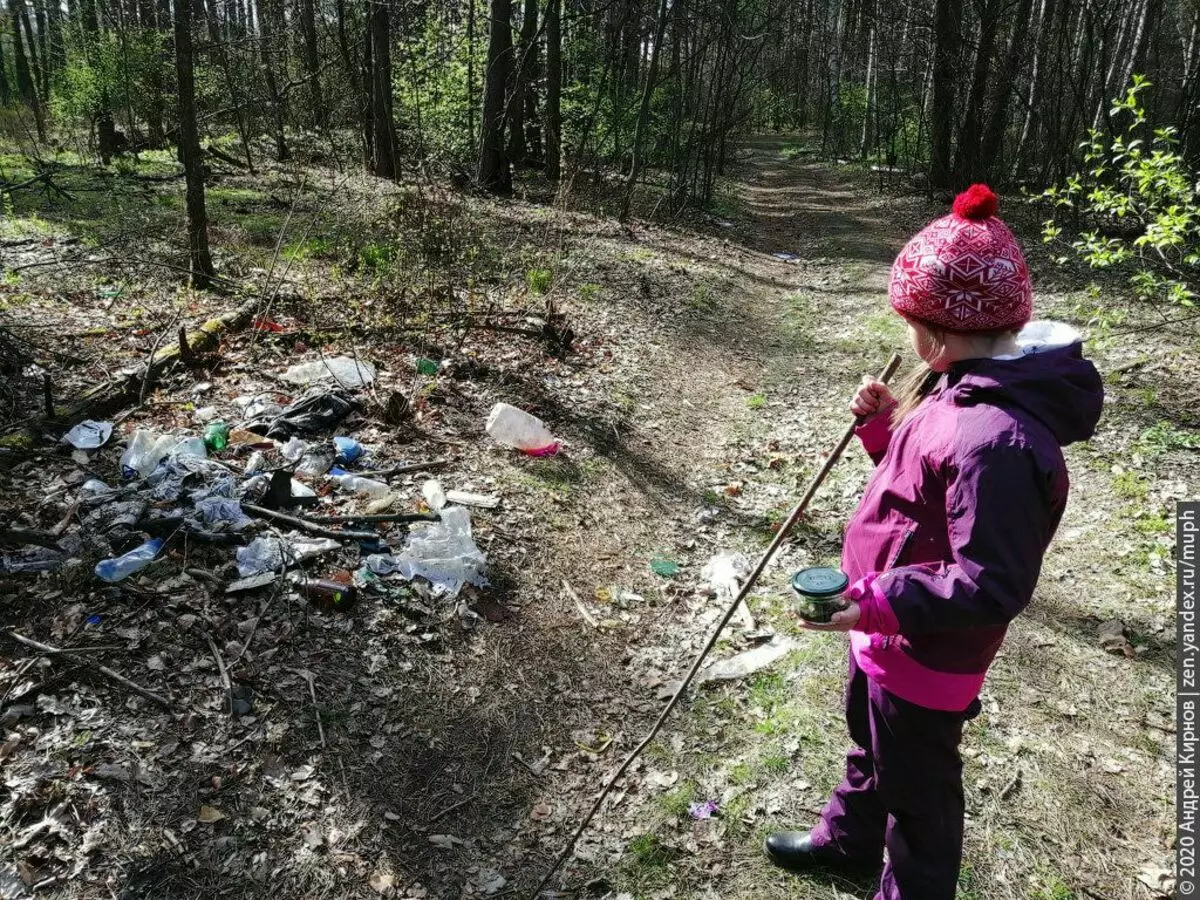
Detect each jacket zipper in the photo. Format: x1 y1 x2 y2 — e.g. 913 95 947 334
879 526 917 652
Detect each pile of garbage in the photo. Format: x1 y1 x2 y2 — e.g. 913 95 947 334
1 357 562 607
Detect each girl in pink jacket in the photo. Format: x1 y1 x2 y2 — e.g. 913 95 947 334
764 186 1103 899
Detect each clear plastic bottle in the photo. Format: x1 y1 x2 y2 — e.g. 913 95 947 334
120 431 178 478
331 474 390 498
484 403 559 455
95 538 164 583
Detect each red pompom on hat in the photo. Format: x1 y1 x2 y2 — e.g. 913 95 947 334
888 183 1031 332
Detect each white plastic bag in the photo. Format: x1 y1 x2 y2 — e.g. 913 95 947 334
283 356 376 388
396 506 487 596
485 403 559 455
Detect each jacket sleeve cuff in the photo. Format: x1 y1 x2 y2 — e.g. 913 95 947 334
850 573 901 635
854 404 896 456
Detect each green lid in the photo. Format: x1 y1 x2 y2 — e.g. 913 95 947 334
790 567 849 598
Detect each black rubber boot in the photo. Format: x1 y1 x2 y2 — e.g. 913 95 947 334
764 831 878 873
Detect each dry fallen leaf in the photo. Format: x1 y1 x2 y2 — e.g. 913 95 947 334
197 806 225 824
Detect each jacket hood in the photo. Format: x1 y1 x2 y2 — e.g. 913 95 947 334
943 321 1104 446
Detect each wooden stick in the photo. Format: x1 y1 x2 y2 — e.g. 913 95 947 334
202 629 233 716
527 353 903 899
8 632 173 711
301 671 326 748
296 511 440 525
242 504 378 541
367 458 451 478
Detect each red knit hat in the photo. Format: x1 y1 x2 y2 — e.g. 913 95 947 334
888 184 1033 333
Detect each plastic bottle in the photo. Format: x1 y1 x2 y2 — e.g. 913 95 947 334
485 403 560 455
331 474 390 498
120 431 178 479
333 436 364 465
204 421 230 452
95 538 164 583
171 437 207 459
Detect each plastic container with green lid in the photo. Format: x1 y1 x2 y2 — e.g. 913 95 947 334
790 567 850 623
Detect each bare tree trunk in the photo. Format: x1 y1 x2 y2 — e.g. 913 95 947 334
299 0 324 126
980 0 1034 178
860 22 876 158
35 0 49 100
620 0 670 220
545 0 562 180
9 0 46 141
1012 0 1052 177
477 0 513 192
929 0 959 188
0 20 11 105
260 0 288 160
173 0 216 288
506 0 537 164
368 0 397 178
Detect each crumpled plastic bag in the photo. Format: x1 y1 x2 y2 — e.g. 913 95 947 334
236 536 287 577
193 497 253 531
62 420 113 450
283 356 376 388
394 506 487 597
243 387 357 440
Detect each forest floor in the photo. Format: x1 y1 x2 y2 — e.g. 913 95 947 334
0 135 1191 900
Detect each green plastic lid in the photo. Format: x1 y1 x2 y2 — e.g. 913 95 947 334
790 567 849 598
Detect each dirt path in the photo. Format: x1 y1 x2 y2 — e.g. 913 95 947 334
515 138 1179 900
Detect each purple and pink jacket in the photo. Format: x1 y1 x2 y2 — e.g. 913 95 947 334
844 323 1104 712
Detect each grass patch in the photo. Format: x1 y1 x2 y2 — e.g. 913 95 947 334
747 393 767 410
578 282 603 302
526 266 553 295
1111 469 1147 501
659 781 697 817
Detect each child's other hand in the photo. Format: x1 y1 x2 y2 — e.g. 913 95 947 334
850 376 894 420
798 601 861 632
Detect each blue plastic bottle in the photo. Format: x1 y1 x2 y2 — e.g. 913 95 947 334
95 538 165 583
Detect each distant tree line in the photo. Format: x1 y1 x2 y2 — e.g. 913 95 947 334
1 0 1197 282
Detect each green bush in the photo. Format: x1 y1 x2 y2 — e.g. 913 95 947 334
1042 76 1198 309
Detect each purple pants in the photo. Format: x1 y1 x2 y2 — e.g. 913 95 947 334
810 655 981 899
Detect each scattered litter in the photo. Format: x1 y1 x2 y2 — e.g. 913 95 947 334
365 554 403 575
688 800 719 819
422 479 447 511
331 473 390 498
63 420 113 450
416 358 439 376
193 497 253 531
485 403 560 455
244 451 266 475
244 387 357 439
95 538 164 583
120 430 178 478
2 544 69 575
79 479 115 501
292 537 341 562
281 437 306 462
333 436 365 464
701 552 755 629
203 421 230 452
445 490 500 509
283 356 376 388
700 635 797 683
395 506 488 596
236 536 286 578
650 555 681 577
297 444 336 476
773 251 799 262
226 572 278 593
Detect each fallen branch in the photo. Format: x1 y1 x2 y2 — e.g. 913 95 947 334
0 527 62 551
61 297 260 424
242 504 377 541
201 629 233 716
8 632 173 711
367 458 451 478
296 511 440 526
